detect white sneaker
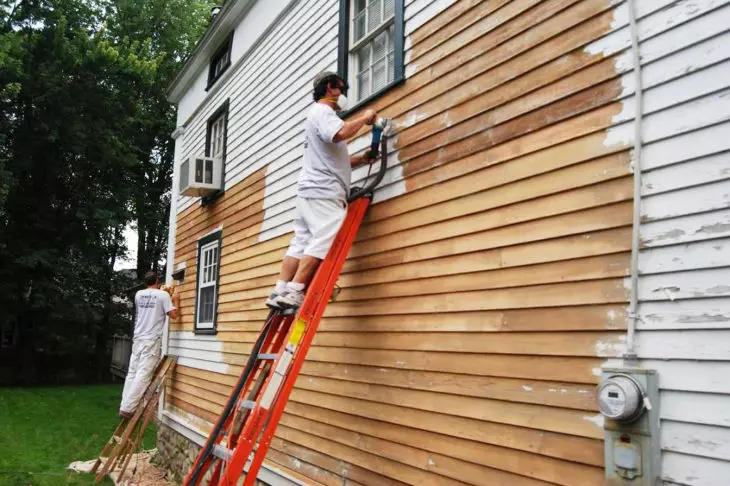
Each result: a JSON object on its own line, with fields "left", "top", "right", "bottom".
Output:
{"left": 265, "top": 290, "right": 282, "bottom": 308}
{"left": 274, "top": 288, "right": 305, "bottom": 309}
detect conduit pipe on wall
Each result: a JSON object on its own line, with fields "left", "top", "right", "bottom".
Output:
{"left": 625, "top": 0, "right": 644, "bottom": 361}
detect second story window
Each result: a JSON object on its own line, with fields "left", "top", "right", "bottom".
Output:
{"left": 339, "top": 0, "right": 404, "bottom": 110}
{"left": 207, "top": 32, "right": 233, "bottom": 90}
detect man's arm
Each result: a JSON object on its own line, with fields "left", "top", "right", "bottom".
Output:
{"left": 167, "top": 291, "right": 180, "bottom": 320}
{"left": 332, "top": 109, "right": 376, "bottom": 143}
{"left": 350, "top": 151, "right": 378, "bottom": 167}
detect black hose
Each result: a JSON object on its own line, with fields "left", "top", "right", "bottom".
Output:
{"left": 186, "top": 311, "right": 276, "bottom": 484}
{"left": 347, "top": 134, "right": 389, "bottom": 202}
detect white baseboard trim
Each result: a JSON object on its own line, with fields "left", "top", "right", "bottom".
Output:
{"left": 159, "top": 410, "right": 306, "bottom": 486}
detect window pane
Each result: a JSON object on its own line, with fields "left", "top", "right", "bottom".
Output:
{"left": 354, "top": 0, "right": 366, "bottom": 14}
{"left": 384, "top": 0, "right": 394, "bottom": 16}
{"left": 199, "top": 287, "right": 214, "bottom": 323}
{"left": 358, "top": 70, "right": 370, "bottom": 100}
{"left": 353, "top": 10, "right": 366, "bottom": 41}
{"left": 367, "top": 0, "right": 381, "bottom": 31}
{"left": 372, "top": 30, "right": 387, "bottom": 62}
{"left": 357, "top": 43, "right": 370, "bottom": 73}
{"left": 372, "top": 56, "right": 387, "bottom": 92}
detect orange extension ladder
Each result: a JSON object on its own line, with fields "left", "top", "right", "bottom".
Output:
{"left": 183, "top": 120, "right": 391, "bottom": 486}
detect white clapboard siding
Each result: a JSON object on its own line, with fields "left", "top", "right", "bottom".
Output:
{"left": 632, "top": 2, "right": 730, "bottom": 484}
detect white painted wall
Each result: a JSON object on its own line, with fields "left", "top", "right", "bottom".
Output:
{"left": 628, "top": 1, "right": 730, "bottom": 484}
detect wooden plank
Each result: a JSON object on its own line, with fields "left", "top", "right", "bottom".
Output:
{"left": 309, "top": 330, "right": 625, "bottom": 357}
{"left": 214, "top": 206, "right": 633, "bottom": 297}
{"left": 641, "top": 209, "right": 730, "bottom": 249}
{"left": 660, "top": 391, "right": 730, "bottom": 428}
{"left": 348, "top": 177, "right": 633, "bottom": 265}
{"left": 289, "top": 388, "right": 604, "bottom": 467}
{"left": 220, "top": 278, "right": 629, "bottom": 318}
{"left": 299, "top": 361, "right": 598, "bottom": 411}
{"left": 638, "top": 268, "right": 730, "bottom": 302}
{"left": 174, "top": 344, "right": 602, "bottom": 384}
{"left": 336, "top": 253, "right": 629, "bottom": 302}
{"left": 316, "top": 305, "right": 627, "bottom": 333}
{"left": 285, "top": 401, "right": 603, "bottom": 486}
{"left": 269, "top": 438, "right": 407, "bottom": 486}
{"left": 294, "top": 375, "right": 605, "bottom": 439}
{"left": 277, "top": 417, "right": 551, "bottom": 486}
{"left": 173, "top": 328, "right": 625, "bottom": 358}
{"left": 661, "top": 451, "right": 730, "bottom": 486}
{"left": 218, "top": 248, "right": 630, "bottom": 305}
{"left": 638, "top": 300, "right": 730, "bottom": 331}
{"left": 639, "top": 238, "right": 730, "bottom": 275}
{"left": 636, "top": 330, "right": 730, "bottom": 361}
{"left": 276, "top": 424, "right": 487, "bottom": 486}
{"left": 662, "top": 421, "right": 730, "bottom": 462}
{"left": 407, "top": 0, "right": 498, "bottom": 62}
{"left": 265, "top": 449, "right": 336, "bottom": 486}
{"left": 377, "top": 0, "right": 617, "bottom": 117}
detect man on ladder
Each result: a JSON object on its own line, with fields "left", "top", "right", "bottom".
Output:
{"left": 265, "top": 70, "right": 378, "bottom": 310}
{"left": 119, "top": 270, "right": 180, "bottom": 419}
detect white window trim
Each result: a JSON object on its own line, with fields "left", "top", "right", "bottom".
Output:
{"left": 195, "top": 231, "right": 221, "bottom": 333}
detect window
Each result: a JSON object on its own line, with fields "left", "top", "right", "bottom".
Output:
{"left": 338, "top": 0, "right": 404, "bottom": 109}
{"left": 202, "top": 100, "right": 229, "bottom": 204}
{"left": 207, "top": 32, "right": 233, "bottom": 89}
{"left": 194, "top": 230, "right": 222, "bottom": 333}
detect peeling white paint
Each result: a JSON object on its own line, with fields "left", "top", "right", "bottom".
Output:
{"left": 402, "top": 110, "right": 429, "bottom": 128}
{"left": 594, "top": 335, "right": 627, "bottom": 357}
{"left": 522, "top": 385, "right": 533, "bottom": 392}
{"left": 583, "top": 414, "right": 606, "bottom": 429}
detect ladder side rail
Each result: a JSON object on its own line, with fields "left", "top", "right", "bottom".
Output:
{"left": 184, "top": 312, "right": 278, "bottom": 485}
{"left": 242, "top": 197, "right": 371, "bottom": 485}
{"left": 220, "top": 197, "right": 370, "bottom": 485}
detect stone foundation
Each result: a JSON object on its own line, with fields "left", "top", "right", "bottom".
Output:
{"left": 154, "top": 421, "right": 271, "bottom": 485}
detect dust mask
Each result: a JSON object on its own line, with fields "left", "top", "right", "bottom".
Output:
{"left": 335, "top": 94, "right": 348, "bottom": 110}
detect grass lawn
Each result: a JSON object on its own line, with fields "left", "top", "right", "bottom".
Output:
{"left": 0, "top": 384, "right": 157, "bottom": 485}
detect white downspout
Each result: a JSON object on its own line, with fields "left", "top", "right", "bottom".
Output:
{"left": 625, "top": 0, "right": 644, "bottom": 362}
{"left": 158, "top": 124, "right": 185, "bottom": 420}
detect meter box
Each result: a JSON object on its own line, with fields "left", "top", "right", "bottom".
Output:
{"left": 597, "top": 368, "right": 660, "bottom": 485}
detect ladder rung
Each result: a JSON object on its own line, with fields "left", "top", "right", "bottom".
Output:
{"left": 257, "top": 353, "right": 278, "bottom": 360}
{"left": 238, "top": 400, "right": 256, "bottom": 410}
{"left": 213, "top": 444, "right": 233, "bottom": 462}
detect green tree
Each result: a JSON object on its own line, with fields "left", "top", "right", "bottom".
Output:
{"left": 0, "top": 0, "right": 213, "bottom": 384}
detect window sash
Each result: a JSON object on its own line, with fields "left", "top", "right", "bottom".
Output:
{"left": 354, "top": 25, "right": 395, "bottom": 101}
{"left": 349, "top": 0, "right": 396, "bottom": 103}
{"left": 196, "top": 239, "right": 219, "bottom": 328}
{"left": 209, "top": 114, "right": 225, "bottom": 159}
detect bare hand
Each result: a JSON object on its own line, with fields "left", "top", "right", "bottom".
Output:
{"left": 364, "top": 109, "right": 377, "bottom": 125}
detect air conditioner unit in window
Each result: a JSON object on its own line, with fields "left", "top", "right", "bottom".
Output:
{"left": 179, "top": 155, "right": 223, "bottom": 198}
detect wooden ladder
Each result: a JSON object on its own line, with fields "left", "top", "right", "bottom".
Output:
{"left": 91, "top": 355, "right": 176, "bottom": 483}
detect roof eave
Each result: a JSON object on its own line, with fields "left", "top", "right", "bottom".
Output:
{"left": 166, "top": 0, "right": 258, "bottom": 104}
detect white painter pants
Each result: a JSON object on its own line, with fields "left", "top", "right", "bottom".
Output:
{"left": 119, "top": 337, "right": 162, "bottom": 414}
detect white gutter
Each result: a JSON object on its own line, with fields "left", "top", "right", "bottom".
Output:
{"left": 625, "top": 0, "right": 644, "bottom": 361}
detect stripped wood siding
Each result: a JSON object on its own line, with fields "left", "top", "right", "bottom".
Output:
{"left": 163, "top": 0, "right": 662, "bottom": 483}
{"left": 625, "top": 1, "right": 730, "bottom": 484}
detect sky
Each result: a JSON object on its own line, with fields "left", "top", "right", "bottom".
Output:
{"left": 115, "top": 224, "right": 138, "bottom": 271}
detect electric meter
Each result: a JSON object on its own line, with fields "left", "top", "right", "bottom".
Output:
{"left": 597, "top": 374, "right": 646, "bottom": 422}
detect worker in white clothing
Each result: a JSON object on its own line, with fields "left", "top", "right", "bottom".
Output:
{"left": 119, "top": 270, "right": 179, "bottom": 419}
{"left": 266, "top": 70, "right": 378, "bottom": 309}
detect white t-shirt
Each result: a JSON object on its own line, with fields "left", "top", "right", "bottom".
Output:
{"left": 297, "top": 103, "right": 351, "bottom": 202}
{"left": 133, "top": 288, "right": 175, "bottom": 340}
